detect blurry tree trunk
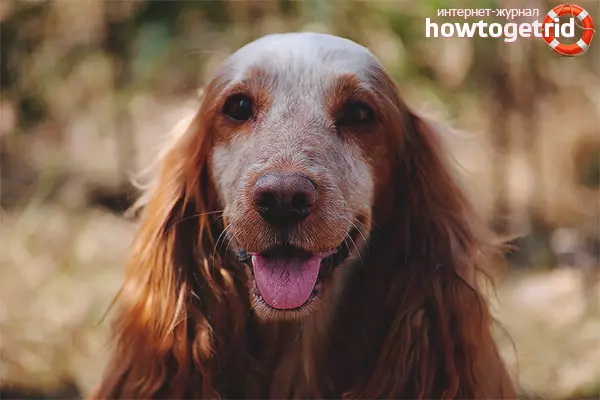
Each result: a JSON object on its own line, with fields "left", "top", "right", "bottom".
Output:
{"left": 103, "top": 3, "right": 136, "bottom": 192}
{"left": 487, "top": 15, "right": 546, "bottom": 248}
{"left": 520, "top": 42, "right": 548, "bottom": 249}
{"left": 488, "top": 55, "right": 514, "bottom": 236}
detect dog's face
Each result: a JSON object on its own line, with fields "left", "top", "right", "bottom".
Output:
{"left": 206, "top": 33, "right": 400, "bottom": 320}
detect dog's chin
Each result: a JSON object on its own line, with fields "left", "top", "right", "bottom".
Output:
{"left": 241, "top": 228, "right": 359, "bottom": 322}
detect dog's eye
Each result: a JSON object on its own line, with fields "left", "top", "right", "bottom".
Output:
{"left": 223, "top": 94, "right": 253, "bottom": 121}
{"left": 337, "top": 102, "right": 375, "bottom": 126}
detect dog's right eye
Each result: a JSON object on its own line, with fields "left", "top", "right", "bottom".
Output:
{"left": 337, "top": 101, "right": 375, "bottom": 126}
{"left": 223, "top": 94, "right": 253, "bottom": 121}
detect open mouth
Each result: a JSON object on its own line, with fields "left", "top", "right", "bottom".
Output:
{"left": 240, "top": 228, "right": 357, "bottom": 311}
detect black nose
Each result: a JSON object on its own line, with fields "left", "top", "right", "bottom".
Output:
{"left": 252, "top": 172, "right": 318, "bottom": 224}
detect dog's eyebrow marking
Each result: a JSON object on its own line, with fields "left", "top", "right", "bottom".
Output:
{"left": 327, "top": 74, "right": 371, "bottom": 96}
{"left": 322, "top": 73, "right": 378, "bottom": 117}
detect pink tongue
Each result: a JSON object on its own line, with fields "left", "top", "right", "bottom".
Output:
{"left": 252, "top": 253, "right": 323, "bottom": 309}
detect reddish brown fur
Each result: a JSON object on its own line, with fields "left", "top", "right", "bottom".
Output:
{"left": 93, "top": 33, "right": 516, "bottom": 399}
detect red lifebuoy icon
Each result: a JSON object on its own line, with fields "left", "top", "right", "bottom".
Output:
{"left": 543, "top": 4, "right": 595, "bottom": 56}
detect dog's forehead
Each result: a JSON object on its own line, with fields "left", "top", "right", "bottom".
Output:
{"left": 220, "top": 32, "right": 381, "bottom": 88}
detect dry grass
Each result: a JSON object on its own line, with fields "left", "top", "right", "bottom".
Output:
{"left": 495, "top": 268, "right": 600, "bottom": 399}
{"left": 1, "top": 204, "right": 134, "bottom": 396}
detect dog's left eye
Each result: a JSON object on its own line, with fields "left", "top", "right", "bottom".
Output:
{"left": 223, "top": 94, "right": 253, "bottom": 121}
{"left": 337, "top": 102, "right": 375, "bottom": 126}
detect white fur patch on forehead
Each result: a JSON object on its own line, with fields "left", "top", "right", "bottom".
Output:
{"left": 221, "top": 32, "right": 383, "bottom": 85}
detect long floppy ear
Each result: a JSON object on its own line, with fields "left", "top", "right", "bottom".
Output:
{"left": 359, "top": 111, "right": 516, "bottom": 398}
{"left": 94, "top": 103, "right": 253, "bottom": 398}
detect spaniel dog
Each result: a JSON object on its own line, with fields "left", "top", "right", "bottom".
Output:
{"left": 94, "top": 33, "right": 515, "bottom": 398}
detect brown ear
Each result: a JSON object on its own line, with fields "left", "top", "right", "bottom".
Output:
{"left": 358, "top": 112, "right": 515, "bottom": 398}
{"left": 94, "top": 107, "right": 250, "bottom": 398}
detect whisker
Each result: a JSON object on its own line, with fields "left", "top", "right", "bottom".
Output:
{"left": 338, "top": 207, "right": 374, "bottom": 227}
{"left": 344, "top": 229, "right": 364, "bottom": 268}
{"left": 223, "top": 227, "right": 239, "bottom": 264}
{"left": 167, "top": 210, "right": 224, "bottom": 233}
{"left": 342, "top": 216, "right": 370, "bottom": 251}
{"left": 212, "top": 223, "right": 232, "bottom": 271}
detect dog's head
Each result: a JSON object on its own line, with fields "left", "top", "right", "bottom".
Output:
{"left": 195, "top": 33, "right": 407, "bottom": 319}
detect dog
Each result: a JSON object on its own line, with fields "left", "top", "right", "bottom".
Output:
{"left": 93, "top": 32, "right": 515, "bottom": 399}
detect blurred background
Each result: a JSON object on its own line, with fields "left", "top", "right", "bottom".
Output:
{"left": 1, "top": 0, "right": 599, "bottom": 398}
